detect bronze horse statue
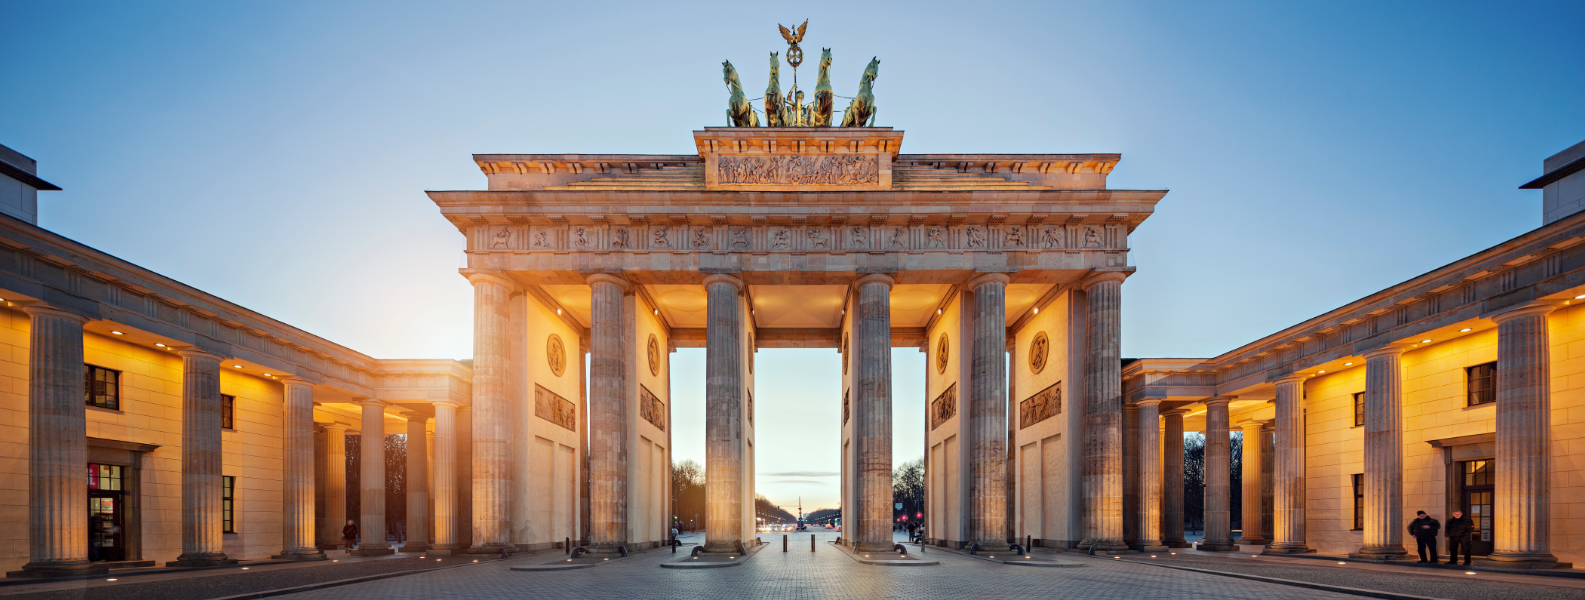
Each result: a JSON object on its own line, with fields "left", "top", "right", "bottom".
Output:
{"left": 765, "top": 52, "right": 790, "bottom": 127}
{"left": 840, "top": 57, "right": 879, "bottom": 127}
{"left": 723, "top": 60, "right": 758, "bottom": 127}
{"left": 811, "top": 48, "right": 834, "bottom": 126}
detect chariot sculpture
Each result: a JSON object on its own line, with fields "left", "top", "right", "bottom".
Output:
{"left": 721, "top": 21, "right": 877, "bottom": 128}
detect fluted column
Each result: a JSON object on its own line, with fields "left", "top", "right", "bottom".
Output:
{"left": 1082, "top": 271, "right": 1128, "bottom": 552}
{"left": 171, "top": 349, "right": 233, "bottom": 566}
{"left": 1260, "top": 421, "right": 1275, "bottom": 543}
{"left": 1265, "top": 374, "right": 1313, "bottom": 554}
{"left": 1200, "top": 397, "right": 1234, "bottom": 551}
{"left": 432, "top": 402, "right": 460, "bottom": 552}
{"left": 466, "top": 271, "right": 514, "bottom": 552}
{"left": 1482, "top": 304, "right": 1560, "bottom": 568}
{"left": 703, "top": 273, "right": 744, "bottom": 552}
{"left": 17, "top": 307, "right": 97, "bottom": 577}
{"left": 277, "top": 378, "right": 323, "bottom": 559}
{"left": 1238, "top": 421, "right": 1267, "bottom": 546}
{"left": 1354, "top": 346, "right": 1407, "bottom": 559}
{"left": 1162, "top": 409, "right": 1188, "bottom": 547}
{"left": 588, "top": 273, "right": 631, "bottom": 551}
{"left": 1136, "top": 400, "right": 1167, "bottom": 551}
{"left": 966, "top": 273, "right": 1011, "bottom": 551}
{"left": 354, "top": 399, "right": 393, "bottom": 555}
{"left": 322, "top": 423, "right": 348, "bottom": 549}
{"left": 405, "top": 414, "right": 431, "bottom": 553}
{"left": 854, "top": 274, "right": 895, "bottom": 552}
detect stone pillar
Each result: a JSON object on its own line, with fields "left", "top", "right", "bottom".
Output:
{"left": 587, "top": 273, "right": 630, "bottom": 551}
{"left": 13, "top": 307, "right": 101, "bottom": 578}
{"left": 1136, "top": 400, "right": 1167, "bottom": 551}
{"left": 1200, "top": 397, "right": 1234, "bottom": 551}
{"left": 1081, "top": 271, "right": 1128, "bottom": 552}
{"left": 1260, "top": 421, "right": 1275, "bottom": 543}
{"left": 169, "top": 349, "right": 235, "bottom": 567}
{"left": 276, "top": 378, "right": 323, "bottom": 559}
{"left": 405, "top": 415, "right": 431, "bottom": 553}
{"left": 1162, "top": 409, "right": 1188, "bottom": 548}
{"left": 1481, "top": 304, "right": 1561, "bottom": 568}
{"left": 966, "top": 273, "right": 1010, "bottom": 551}
{"left": 1239, "top": 421, "right": 1267, "bottom": 546}
{"left": 1123, "top": 403, "right": 1139, "bottom": 548}
{"left": 1354, "top": 346, "right": 1408, "bottom": 560}
{"left": 465, "top": 271, "right": 515, "bottom": 552}
{"left": 1265, "top": 374, "right": 1314, "bottom": 554}
{"left": 1006, "top": 341, "right": 1017, "bottom": 543}
{"left": 432, "top": 402, "right": 459, "bottom": 553}
{"left": 854, "top": 273, "right": 895, "bottom": 553}
{"left": 703, "top": 273, "right": 744, "bottom": 552}
{"left": 354, "top": 399, "right": 394, "bottom": 555}
{"left": 322, "top": 423, "right": 348, "bottom": 549}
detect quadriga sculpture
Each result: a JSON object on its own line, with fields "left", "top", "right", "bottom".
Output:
{"left": 811, "top": 48, "right": 834, "bottom": 127}
{"left": 723, "top": 60, "right": 758, "bottom": 127}
{"left": 840, "top": 57, "right": 879, "bottom": 127}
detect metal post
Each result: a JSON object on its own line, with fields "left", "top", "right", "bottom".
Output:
{"left": 811, "top": 534, "right": 816, "bottom": 552}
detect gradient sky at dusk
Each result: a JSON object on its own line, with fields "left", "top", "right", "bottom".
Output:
{"left": 3, "top": 1, "right": 1581, "bottom": 511}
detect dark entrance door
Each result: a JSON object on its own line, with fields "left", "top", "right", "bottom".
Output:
{"left": 88, "top": 464, "right": 126, "bottom": 562}
{"left": 1459, "top": 459, "right": 1494, "bottom": 556}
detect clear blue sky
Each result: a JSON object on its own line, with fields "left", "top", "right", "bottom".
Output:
{"left": 3, "top": 1, "right": 1581, "bottom": 511}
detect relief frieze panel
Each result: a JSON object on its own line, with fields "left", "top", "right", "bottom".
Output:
{"left": 929, "top": 383, "right": 957, "bottom": 430}
{"left": 639, "top": 384, "right": 666, "bottom": 431}
{"left": 534, "top": 384, "right": 577, "bottom": 431}
{"left": 1019, "top": 382, "right": 1061, "bottom": 430}
{"left": 471, "top": 222, "right": 1126, "bottom": 254}
{"left": 717, "top": 155, "right": 880, "bottom": 186}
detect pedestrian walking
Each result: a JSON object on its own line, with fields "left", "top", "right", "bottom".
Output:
{"left": 1445, "top": 510, "right": 1474, "bottom": 566}
{"left": 1409, "top": 510, "right": 1441, "bottom": 563}
{"left": 342, "top": 519, "right": 359, "bottom": 553}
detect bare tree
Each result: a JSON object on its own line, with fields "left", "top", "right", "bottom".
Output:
{"left": 892, "top": 458, "right": 924, "bottom": 522}
{"left": 671, "top": 460, "right": 705, "bottom": 532}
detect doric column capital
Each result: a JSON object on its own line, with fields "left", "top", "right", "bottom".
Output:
{"left": 1273, "top": 372, "right": 1309, "bottom": 385}
{"left": 702, "top": 272, "right": 744, "bottom": 291}
{"left": 462, "top": 269, "right": 517, "bottom": 291}
{"left": 20, "top": 305, "right": 89, "bottom": 324}
{"left": 1239, "top": 421, "right": 1265, "bottom": 433}
{"left": 585, "top": 272, "right": 631, "bottom": 291}
{"left": 1489, "top": 302, "right": 1559, "bottom": 324}
{"left": 323, "top": 422, "right": 349, "bottom": 434}
{"left": 280, "top": 376, "right": 314, "bottom": 391}
{"left": 1162, "top": 407, "right": 1190, "bottom": 418}
{"left": 1362, "top": 345, "right": 1408, "bottom": 359}
{"left": 1080, "top": 270, "right": 1128, "bottom": 291}
{"left": 177, "top": 348, "right": 225, "bottom": 363}
{"left": 853, "top": 273, "right": 895, "bottom": 290}
{"left": 432, "top": 400, "right": 461, "bottom": 410}
{"left": 1204, "top": 396, "right": 1234, "bottom": 407}
{"left": 358, "top": 397, "right": 386, "bottom": 409}
{"left": 964, "top": 272, "right": 1010, "bottom": 290}
{"left": 1136, "top": 398, "right": 1162, "bottom": 408}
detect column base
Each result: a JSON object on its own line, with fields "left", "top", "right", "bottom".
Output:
{"left": 1136, "top": 545, "right": 1169, "bottom": 552}
{"left": 350, "top": 545, "right": 396, "bottom": 557}
{"left": 167, "top": 553, "right": 239, "bottom": 567}
{"left": 461, "top": 543, "right": 517, "bottom": 555}
{"left": 1475, "top": 553, "right": 1572, "bottom": 570}
{"left": 1080, "top": 540, "right": 1134, "bottom": 555}
{"left": 1237, "top": 536, "right": 1268, "bottom": 546}
{"left": 1348, "top": 546, "right": 1410, "bottom": 561}
{"left": 271, "top": 549, "right": 328, "bottom": 561}
{"left": 6, "top": 560, "right": 110, "bottom": 579}
{"left": 1196, "top": 541, "right": 1237, "bottom": 552}
{"left": 1262, "top": 544, "right": 1316, "bottom": 555}
{"left": 855, "top": 541, "right": 906, "bottom": 554}
{"left": 401, "top": 543, "right": 433, "bottom": 554}
{"left": 1162, "top": 539, "right": 1193, "bottom": 548}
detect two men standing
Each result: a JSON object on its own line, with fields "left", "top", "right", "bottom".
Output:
{"left": 1410, "top": 509, "right": 1475, "bottom": 566}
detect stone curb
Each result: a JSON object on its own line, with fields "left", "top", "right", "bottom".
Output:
{"left": 200, "top": 558, "right": 507, "bottom": 600}
{"left": 1097, "top": 555, "right": 1452, "bottom": 600}
{"left": 930, "top": 545, "right": 1082, "bottom": 567}
{"left": 0, "top": 553, "right": 417, "bottom": 588}
{"left": 828, "top": 542, "right": 939, "bottom": 566}
{"left": 660, "top": 541, "right": 768, "bottom": 569}
{"left": 1270, "top": 551, "right": 1585, "bottom": 580}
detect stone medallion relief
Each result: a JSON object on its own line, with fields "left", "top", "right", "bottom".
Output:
{"left": 935, "top": 333, "right": 950, "bottom": 374}
{"left": 647, "top": 334, "right": 661, "bottom": 376}
{"left": 547, "top": 333, "right": 566, "bottom": 377}
{"left": 1029, "top": 331, "right": 1050, "bottom": 375}
{"left": 748, "top": 332, "right": 755, "bottom": 374}
{"left": 842, "top": 333, "right": 849, "bottom": 375}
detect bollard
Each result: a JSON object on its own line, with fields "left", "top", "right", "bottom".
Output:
{"left": 811, "top": 534, "right": 816, "bottom": 552}
{"left": 672, "top": 534, "right": 677, "bottom": 554}
{"left": 566, "top": 537, "right": 571, "bottom": 555}
{"left": 1026, "top": 535, "right": 1032, "bottom": 552}
{"left": 783, "top": 534, "right": 788, "bottom": 552}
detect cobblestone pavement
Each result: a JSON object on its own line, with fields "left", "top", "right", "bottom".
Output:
{"left": 271, "top": 532, "right": 1362, "bottom": 600}
{"left": 0, "top": 554, "right": 499, "bottom": 600}
{"left": 1125, "top": 551, "right": 1585, "bottom": 600}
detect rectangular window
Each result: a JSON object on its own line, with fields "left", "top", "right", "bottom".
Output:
{"left": 1467, "top": 362, "right": 1496, "bottom": 406}
{"left": 84, "top": 365, "right": 120, "bottom": 410}
{"left": 87, "top": 464, "right": 123, "bottom": 491}
{"left": 1463, "top": 459, "right": 1494, "bottom": 487}
{"left": 222, "top": 475, "right": 235, "bottom": 533}
{"left": 1352, "top": 473, "right": 1364, "bottom": 530}
{"left": 1353, "top": 392, "right": 1365, "bottom": 427}
{"left": 221, "top": 395, "right": 235, "bottom": 430}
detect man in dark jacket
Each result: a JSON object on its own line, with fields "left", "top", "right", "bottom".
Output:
{"left": 1409, "top": 510, "right": 1441, "bottom": 563}
{"left": 1445, "top": 510, "right": 1474, "bottom": 566}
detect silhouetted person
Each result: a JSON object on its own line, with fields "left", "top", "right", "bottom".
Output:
{"left": 1445, "top": 510, "right": 1473, "bottom": 566}
{"left": 342, "top": 519, "right": 359, "bottom": 553}
{"left": 1410, "top": 510, "right": 1440, "bottom": 563}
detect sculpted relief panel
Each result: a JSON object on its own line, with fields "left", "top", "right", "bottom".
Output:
{"left": 534, "top": 384, "right": 577, "bottom": 432}
{"left": 717, "top": 155, "right": 880, "bottom": 186}
{"left": 473, "top": 222, "right": 1127, "bottom": 254}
